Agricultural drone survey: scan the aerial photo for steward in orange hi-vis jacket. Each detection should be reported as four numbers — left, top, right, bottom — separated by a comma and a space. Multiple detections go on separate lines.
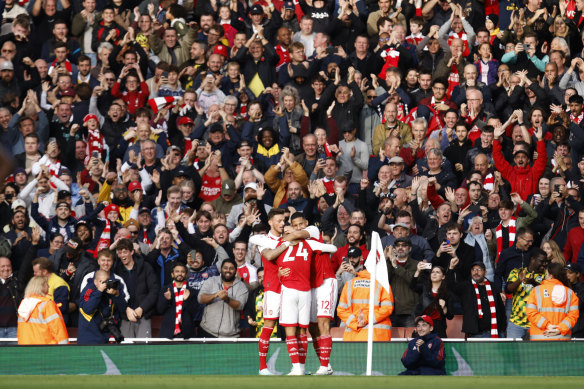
17, 294, 69, 345
526, 277, 580, 341
337, 269, 394, 341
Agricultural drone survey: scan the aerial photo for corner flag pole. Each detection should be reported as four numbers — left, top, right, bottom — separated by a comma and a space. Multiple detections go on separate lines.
365, 239, 377, 376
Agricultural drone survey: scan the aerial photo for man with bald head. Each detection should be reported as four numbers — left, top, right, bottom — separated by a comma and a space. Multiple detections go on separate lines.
451, 64, 492, 108
434, 36, 470, 98
368, 136, 401, 181
296, 134, 318, 177
279, 181, 308, 212
372, 103, 411, 155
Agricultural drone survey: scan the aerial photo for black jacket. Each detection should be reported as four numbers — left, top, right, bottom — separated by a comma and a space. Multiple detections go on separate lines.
156, 283, 197, 339
447, 271, 507, 336
114, 256, 160, 320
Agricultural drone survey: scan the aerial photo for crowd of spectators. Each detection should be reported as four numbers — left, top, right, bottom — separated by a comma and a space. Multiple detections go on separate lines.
1, 0, 584, 343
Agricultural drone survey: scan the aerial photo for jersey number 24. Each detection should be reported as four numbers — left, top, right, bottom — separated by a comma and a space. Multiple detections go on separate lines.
282, 242, 309, 262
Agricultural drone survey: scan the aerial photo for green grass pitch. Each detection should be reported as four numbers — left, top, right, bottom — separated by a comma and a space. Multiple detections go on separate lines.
0, 376, 580, 388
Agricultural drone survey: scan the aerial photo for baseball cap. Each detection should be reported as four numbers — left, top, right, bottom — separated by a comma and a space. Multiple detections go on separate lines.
57, 190, 71, 200
0, 61, 14, 71
347, 247, 362, 258
65, 237, 82, 255
58, 167, 72, 177
388, 156, 404, 164
128, 181, 142, 192
178, 116, 194, 126
176, 167, 188, 177
395, 236, 412, 246
283, 1, 295, 9
415, 315, 434, 327
11, 199, 26, 211
513, 149, 529, 157
565, 263, 582, 273
250, 4, 263, 14
138, 206, 151, 215
222, 179, 236, 196
213, 44, 229, 59
244, 182, 258, 191
60, 87, 76, 97
392, 223, 409, 231
56, 201, 71, 209
470, 261, 486, 270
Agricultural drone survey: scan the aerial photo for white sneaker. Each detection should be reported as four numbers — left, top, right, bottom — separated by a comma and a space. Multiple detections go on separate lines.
287, 367, 304, 376
327, 365, 334, 375
259, 368, 273, 375
314, 366, 331, 375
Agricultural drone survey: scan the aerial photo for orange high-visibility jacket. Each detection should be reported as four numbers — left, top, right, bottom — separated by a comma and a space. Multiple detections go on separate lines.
526, 279, 580, 341
337, 270, 394, 341
17, 295, 69, 345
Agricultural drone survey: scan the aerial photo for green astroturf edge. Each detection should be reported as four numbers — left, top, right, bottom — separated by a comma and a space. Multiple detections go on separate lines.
0, 376, 580, 389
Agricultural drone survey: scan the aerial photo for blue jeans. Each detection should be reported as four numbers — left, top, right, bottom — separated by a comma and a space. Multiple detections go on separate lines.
0, 327, 17, 338
506, 321, 529, 339
469, 331, 493, 338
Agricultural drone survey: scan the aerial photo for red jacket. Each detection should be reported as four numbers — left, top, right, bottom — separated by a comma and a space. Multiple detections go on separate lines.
492, 139, 547, 200
111, 81, 150, 115
564, 226, 584, 263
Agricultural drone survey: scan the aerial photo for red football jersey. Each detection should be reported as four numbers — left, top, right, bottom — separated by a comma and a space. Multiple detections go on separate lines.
251, 232, 283, 293
309, 236, 336, 288
277, 240, 315, 292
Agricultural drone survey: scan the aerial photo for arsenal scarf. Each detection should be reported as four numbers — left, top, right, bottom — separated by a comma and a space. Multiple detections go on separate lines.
472, 279, 499, 338
495, 217, 516, 262
173, 281, 186, 335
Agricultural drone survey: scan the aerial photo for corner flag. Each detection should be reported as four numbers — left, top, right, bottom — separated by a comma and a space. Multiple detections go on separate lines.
364, 231, 389, 376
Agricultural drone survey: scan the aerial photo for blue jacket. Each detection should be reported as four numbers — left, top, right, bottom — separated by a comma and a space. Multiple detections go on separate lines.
400, 333, 446, 375
77, 279, 127, 344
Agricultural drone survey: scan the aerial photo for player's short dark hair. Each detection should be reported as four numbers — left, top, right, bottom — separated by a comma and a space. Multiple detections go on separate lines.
290, 212, 306, 222
444, 222, 461, 233
268, 208, 286, 220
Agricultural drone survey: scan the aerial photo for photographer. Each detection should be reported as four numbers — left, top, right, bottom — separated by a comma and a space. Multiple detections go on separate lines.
78, 264, 127, 344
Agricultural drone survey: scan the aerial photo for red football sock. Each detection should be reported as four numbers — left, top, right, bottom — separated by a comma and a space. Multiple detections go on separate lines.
297, 333, 308, 364
319, 335, 332, 367
286, 335, 300, 364
258, 326, 273, 370
313, 336, 321, 358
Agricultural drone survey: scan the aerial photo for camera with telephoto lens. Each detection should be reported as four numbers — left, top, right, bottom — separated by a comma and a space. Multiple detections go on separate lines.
99, 315, 124, 343
106, 279, 120, 290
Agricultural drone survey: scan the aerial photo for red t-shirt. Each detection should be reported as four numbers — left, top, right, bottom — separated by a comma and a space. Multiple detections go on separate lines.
277, 239, 316, 292
309, 236, 336, 288
252, 233, 282, 293
199, 173, 222, 202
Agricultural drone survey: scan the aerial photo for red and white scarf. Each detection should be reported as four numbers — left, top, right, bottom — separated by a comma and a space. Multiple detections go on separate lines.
96, 219, 111, 252
495, 217, 516, 262
85, 128, 105, 165
472, 279, 499, 338
483, 173, 494, 191
570, 111, 584, 125
173, 281, 186, 335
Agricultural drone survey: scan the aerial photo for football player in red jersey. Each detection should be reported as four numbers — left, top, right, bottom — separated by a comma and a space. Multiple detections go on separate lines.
289, 212, 337, 375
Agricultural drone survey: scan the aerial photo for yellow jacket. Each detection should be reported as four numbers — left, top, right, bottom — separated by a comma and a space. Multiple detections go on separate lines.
526, 278, 580, 341
17, 295, 69, 345
372, 121, 412, 155
264, 161, 309, 208
337, 270, 394, 341
97, 181, 134, 222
